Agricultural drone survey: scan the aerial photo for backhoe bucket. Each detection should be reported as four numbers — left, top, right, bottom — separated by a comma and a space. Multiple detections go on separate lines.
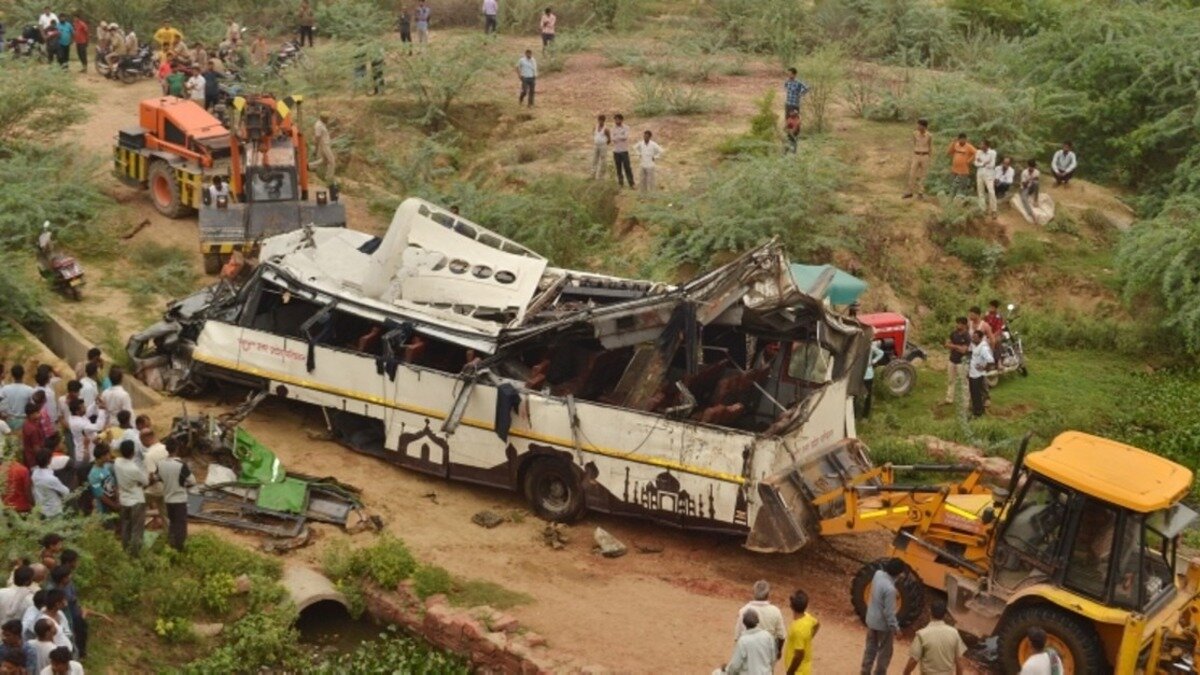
745, 439, 875, 553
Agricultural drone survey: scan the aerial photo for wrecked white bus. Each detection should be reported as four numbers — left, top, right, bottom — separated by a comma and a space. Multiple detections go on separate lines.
129, 198, 876, 552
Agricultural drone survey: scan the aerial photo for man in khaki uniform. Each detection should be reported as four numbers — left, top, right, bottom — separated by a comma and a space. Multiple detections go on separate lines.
903, 119, 933, 199
902, 600, 966, 675
309, 114, 336, 184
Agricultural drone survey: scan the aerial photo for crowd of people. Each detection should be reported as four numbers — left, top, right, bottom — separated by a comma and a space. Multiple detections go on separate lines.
904, 120, 1079, 221
0, 534, 89, 674
716, 566, 1063, 674
941, 301, 1009, 418
0, 349, 196, 554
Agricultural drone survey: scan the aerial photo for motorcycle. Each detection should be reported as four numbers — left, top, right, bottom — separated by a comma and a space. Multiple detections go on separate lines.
7, 26, 40, 58
269, 39, 307, 73
96, 44, 155, 83
986, 303, 1028, 386
36, 222, 85, 301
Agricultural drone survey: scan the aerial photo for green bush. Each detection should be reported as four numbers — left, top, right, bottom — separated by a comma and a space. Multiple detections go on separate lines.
949, 0, 1067, 37
364, 535, 418, 589
796, 44, 845, 134
1116, 196, 1200, 353
412, 564, 455, 599
183, 605, 305, 674
322, 538, 370, 582
712, 0, 806, 64
717, 90, 779, 157
310, 625, 469, 675
1003, 234, 1047, 267
634, 151, 850, 268
314, 0, 391, 39
630, 77, 716, 117
201, 572, 238, 615
0, 60, 91, 143
390, 36, 498, 130
180, 532, 282, 580
944, 236, 1003, 276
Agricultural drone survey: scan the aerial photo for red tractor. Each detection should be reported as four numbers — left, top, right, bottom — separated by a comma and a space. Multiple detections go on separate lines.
859, 312, 926, 396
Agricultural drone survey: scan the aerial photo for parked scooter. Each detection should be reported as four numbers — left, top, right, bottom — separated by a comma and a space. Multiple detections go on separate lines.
36, 222, 85, 301
986, 303, 1027, 386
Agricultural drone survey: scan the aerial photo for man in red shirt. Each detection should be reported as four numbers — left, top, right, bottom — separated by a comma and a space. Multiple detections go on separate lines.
3, 450, 33, 512
21, 401, 46, 468
72, 14, 90, 72
984, 300, 1006, 337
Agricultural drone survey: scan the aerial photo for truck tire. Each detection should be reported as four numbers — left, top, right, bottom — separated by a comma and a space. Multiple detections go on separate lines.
850, 558, 926, 629
881, 360, 917, 397
148, 161, 190, 218
203, 252, 223, 275
997, 604, 1107, 674
523, 458, 586, 523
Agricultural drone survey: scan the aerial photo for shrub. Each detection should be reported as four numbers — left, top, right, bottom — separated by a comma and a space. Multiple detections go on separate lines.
390, 37, 498, 130
1116, 196, 1200, 353
712, 0, 806, 65
944, 236, 1003, 276
0, 59, 92, 144
310, 625, 469, 674
201, 572, 238, 615
183, 605, 305, 673
412, 564, 454, 599
630, 77, 716, 117
1003, 234, 1047, 267
635, 151, 850, 268
717, 90, 779, 157
108, 243, 199, 308
323, 539, 369, 581
364, 535, 418, 589
796, 44, 845, 134
949, 0, 1068, 37
314, 0, 391, 40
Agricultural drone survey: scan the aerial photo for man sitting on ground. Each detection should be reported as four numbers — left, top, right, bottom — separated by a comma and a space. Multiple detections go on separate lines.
1051, 141, 1077, 187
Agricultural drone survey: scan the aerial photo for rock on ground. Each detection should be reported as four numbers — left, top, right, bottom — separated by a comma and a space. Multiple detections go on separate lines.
593, 527, 627, 558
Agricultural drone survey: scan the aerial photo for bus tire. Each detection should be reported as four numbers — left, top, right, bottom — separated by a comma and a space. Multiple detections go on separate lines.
523, 458, 585, 523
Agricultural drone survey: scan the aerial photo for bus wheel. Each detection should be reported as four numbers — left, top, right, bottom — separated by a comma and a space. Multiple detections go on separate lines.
524, 459, 585, 522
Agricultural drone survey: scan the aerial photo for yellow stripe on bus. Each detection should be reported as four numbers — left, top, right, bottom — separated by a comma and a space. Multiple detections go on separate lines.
192, 351, 748, 485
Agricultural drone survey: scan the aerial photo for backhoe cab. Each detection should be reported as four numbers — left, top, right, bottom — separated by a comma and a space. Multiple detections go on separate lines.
816, 432, 1200, 673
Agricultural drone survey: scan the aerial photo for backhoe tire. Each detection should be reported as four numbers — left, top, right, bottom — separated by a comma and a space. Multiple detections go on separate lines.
850, 558, 926, 629
523, 458, 586, 523
148, 161, 190, 218
203, 252, 223, 276
881, 360, 917, 397
997, 604, 1107, 674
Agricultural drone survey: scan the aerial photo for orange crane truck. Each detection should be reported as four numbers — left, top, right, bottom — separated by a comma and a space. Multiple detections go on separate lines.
113, 95, 345, 274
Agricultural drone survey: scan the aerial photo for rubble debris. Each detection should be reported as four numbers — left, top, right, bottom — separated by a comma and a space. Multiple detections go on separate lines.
422, 492, 439, 504
542, 523, 569, 550
472, 510, 506, 529
633, 542, 664, 554
593, 527, 627, 558
913, 435, 1015, 482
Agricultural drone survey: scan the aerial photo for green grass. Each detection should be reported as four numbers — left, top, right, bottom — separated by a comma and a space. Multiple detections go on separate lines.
105, 243, 199, 309
448, 579, 533, 609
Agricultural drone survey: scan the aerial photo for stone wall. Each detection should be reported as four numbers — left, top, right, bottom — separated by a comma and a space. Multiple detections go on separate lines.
364, 581, 606, 674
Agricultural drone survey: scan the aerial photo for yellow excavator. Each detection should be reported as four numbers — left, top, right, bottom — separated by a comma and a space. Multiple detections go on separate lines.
800, 431, 1199, 673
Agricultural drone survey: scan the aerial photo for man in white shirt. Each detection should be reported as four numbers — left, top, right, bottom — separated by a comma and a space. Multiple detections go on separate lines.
0, 567, 36, 623
591, 114, 610, 180
725, 609, 776, 674
482, 0, 499, 34
994, 156, 1015, 199
31, 453, 70, 518
44, 645, 85, 675
967, 330, 993, 418
973, 139, 998, 217
186, 68, 206, 103
1019, 627, 1061, 674
208, 176, 231, 205
37, 7, 59, 63
113, 441, 148, 555
98, 367, 133, 421
78, 363, 99, 415
1051, 141, 1077, 187
142, 428, 169, 527
734, 580, 786, 659
516, 49, 537, 107
0, 365, 35, 431
611, 114, 633, 188
633, 130, 664, 194
67, 399, 106, 498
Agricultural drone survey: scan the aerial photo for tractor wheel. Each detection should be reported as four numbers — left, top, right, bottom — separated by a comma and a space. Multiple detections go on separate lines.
849, 558, 926, 629
147, 161, 190, 218
880, 360, 917, 397
997, 604, 1107, 674
203, 252, 223, 275
523, 458, 586, 523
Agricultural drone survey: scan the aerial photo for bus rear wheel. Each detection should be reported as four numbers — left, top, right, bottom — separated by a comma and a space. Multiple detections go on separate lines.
523, 458, 585, 523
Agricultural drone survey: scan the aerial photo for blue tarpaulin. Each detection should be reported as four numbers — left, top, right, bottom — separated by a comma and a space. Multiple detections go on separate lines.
789, 264, 868, 306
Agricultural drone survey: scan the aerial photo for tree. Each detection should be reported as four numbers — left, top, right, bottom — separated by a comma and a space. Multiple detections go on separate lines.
1117, 196, 1200, 353
0, 62, 91, 144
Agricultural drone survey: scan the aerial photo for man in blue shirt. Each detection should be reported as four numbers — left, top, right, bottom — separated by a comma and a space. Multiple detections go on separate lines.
861, 558, 904, 675
55, 17, 72, 68
784, 68, 809, 116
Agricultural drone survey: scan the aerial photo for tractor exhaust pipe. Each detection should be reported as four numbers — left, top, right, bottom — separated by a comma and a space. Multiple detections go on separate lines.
1003, 432, 1034, 506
